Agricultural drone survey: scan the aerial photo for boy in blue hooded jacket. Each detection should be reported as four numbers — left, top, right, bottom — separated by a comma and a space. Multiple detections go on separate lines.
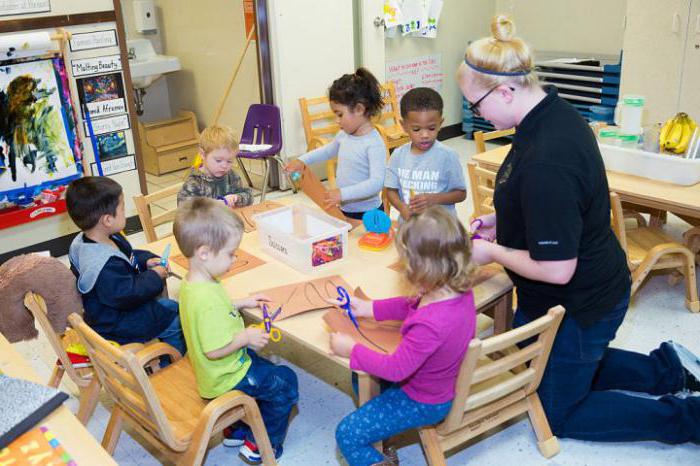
67, 176, 185, 355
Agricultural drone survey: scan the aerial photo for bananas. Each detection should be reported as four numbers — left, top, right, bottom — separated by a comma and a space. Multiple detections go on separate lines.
660, 112, 698, 154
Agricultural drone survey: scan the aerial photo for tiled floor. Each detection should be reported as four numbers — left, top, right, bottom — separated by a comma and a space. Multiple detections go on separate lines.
12, 136, 700, 465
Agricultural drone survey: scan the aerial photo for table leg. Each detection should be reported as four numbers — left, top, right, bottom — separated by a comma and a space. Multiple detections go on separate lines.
357, 372, 383, 451
492, 290, 514, 335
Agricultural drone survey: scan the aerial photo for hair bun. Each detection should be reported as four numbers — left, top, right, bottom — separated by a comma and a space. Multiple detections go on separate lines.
491, 15, 515, 42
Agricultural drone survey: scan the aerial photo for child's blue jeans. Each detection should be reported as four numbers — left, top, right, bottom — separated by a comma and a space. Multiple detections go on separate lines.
336, 386, 451, 466
232, 350, 299, 448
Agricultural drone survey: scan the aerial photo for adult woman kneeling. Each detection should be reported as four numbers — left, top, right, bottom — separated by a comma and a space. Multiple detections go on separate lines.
459, 15, 700, 444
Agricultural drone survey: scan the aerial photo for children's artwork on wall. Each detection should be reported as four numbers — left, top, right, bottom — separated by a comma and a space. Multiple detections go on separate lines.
96, 131, 127, 161
170, 248, 265, 280
250, 275, 353, 321
0, 56, 82, 228
76, 72, 126, 119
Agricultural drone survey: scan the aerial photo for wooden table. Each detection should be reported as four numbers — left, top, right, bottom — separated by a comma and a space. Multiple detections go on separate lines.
473, 145, 700, 221
0, 334, 116, 464
145, 195, 514, 407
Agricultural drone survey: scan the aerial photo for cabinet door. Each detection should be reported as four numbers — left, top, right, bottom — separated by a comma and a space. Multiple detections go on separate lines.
621, 0, 691, 125
679, 0, 700, 120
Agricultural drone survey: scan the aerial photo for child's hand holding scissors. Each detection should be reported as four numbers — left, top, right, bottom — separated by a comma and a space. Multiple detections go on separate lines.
325, 295, 373, 318
244, 327, 270, 351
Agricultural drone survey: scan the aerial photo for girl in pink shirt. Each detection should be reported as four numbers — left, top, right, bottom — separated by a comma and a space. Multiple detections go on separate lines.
330, 207, 477, 466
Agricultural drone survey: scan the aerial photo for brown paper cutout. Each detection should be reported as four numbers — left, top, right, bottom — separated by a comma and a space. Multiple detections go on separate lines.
251, 274, 353, 321
171, 249, 265, 279
299, 165, 362, 229
323, 286, 402, 354
233, 201, 284, 233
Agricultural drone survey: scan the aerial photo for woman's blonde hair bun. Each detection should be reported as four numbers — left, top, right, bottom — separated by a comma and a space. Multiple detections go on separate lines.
492, 15, 515, 42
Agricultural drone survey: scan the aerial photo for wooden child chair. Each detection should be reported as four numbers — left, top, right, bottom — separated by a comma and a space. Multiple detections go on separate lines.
23, 292, 101, 425
418, 306, 565, 465
473, 128, 515, 154
68, 313, 276, 465
467, 161, 497, 220
610, 192, 699, 311
133, 183, 181, 243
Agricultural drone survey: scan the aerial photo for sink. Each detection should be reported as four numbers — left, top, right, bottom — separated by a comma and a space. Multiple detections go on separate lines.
126, 39, 181, 89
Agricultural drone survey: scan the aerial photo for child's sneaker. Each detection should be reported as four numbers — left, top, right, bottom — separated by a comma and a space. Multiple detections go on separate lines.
238, 439, 282, 464
670, 341, 700, 392
222, 425, 246, 447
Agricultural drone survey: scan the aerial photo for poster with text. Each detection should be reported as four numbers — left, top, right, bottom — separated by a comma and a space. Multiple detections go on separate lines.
77, 72, 127, 119
386, 54, 443, 101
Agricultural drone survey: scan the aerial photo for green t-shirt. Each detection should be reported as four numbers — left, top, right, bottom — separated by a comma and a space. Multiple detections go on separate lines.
178, 280, 251, 398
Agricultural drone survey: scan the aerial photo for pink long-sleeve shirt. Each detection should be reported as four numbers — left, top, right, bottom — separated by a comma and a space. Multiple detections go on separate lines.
349, 292, 476, 404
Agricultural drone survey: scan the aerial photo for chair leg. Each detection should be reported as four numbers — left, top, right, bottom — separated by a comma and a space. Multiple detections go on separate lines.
526, 394, 560, 458
102, 406, 124, 455
236, 157, 254, 188
630, 263, 653, 296
273, 155, 297, 193
48, 364, 65, 388
418, 427, 446, 466
76, 377, 100, 425
260, 159, 271, 203
682, 255, 700, 312
243, 404, 276, 466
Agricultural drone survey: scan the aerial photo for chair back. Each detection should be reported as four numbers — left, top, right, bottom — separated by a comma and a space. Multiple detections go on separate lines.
133, 183, 181, 243
439, 306, 565, 435
373, 81, 408, 148
239, 104, 282, 158
23, 292, 91, 388
474, 128, 516, 154
298, 95, 338, 151
467, 161, 497, 219
67, 313, 181, 450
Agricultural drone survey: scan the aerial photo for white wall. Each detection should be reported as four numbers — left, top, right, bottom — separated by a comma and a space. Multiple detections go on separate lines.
495, 0, 627, 57
384, 0, 494, 127
268, 0, 355, 160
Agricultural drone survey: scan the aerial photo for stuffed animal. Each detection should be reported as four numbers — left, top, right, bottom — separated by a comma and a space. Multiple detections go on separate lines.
0, 254, 82, 343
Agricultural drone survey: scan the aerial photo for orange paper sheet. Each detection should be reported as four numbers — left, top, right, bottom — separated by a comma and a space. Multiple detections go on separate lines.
251, 274, 353, 320
233, 201, 284, 233
323, 286, 402, 354
299, 165, 361, 228
171, 249, 265, 279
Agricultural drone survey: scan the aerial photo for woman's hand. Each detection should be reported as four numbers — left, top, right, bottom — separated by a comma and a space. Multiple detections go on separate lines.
285, 159, 305, 173
329, 332, 356, 358
224, 194, 239, 207
234, 294, 271, 310
471, 239, 498, 265
470, 213, 497, 242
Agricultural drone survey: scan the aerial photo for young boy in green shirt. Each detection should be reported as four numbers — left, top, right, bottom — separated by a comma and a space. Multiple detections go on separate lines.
174, 197, 298, 464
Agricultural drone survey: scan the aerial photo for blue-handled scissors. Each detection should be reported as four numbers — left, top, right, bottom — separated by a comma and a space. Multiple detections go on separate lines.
336, 286, 359, 329
160, 244, 171, 267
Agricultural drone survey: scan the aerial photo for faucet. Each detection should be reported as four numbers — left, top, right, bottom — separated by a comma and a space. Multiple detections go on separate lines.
128, 47, 136, 60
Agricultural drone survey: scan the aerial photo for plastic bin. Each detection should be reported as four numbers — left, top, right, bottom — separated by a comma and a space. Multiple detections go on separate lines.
599, 143, 700, 186
253, 204, 351, 274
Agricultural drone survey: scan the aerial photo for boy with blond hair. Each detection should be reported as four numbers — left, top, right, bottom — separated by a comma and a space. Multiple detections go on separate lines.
174, 198, 297, 463
177, 125, 253, 207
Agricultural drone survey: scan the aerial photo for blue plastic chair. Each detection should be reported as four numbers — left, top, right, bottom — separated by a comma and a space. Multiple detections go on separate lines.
237, 104, 294, 202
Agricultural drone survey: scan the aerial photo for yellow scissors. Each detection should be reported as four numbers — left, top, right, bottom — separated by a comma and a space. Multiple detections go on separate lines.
252, 304, 282, 342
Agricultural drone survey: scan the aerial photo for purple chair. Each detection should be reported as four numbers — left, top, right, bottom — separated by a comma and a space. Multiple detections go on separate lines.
236, 104, 294, 202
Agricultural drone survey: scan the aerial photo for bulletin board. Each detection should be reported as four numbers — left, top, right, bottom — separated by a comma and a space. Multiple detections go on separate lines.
0, 2, 144, 230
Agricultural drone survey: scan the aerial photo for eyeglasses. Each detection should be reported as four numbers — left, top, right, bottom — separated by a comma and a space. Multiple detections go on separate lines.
468, 85, 515, 117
